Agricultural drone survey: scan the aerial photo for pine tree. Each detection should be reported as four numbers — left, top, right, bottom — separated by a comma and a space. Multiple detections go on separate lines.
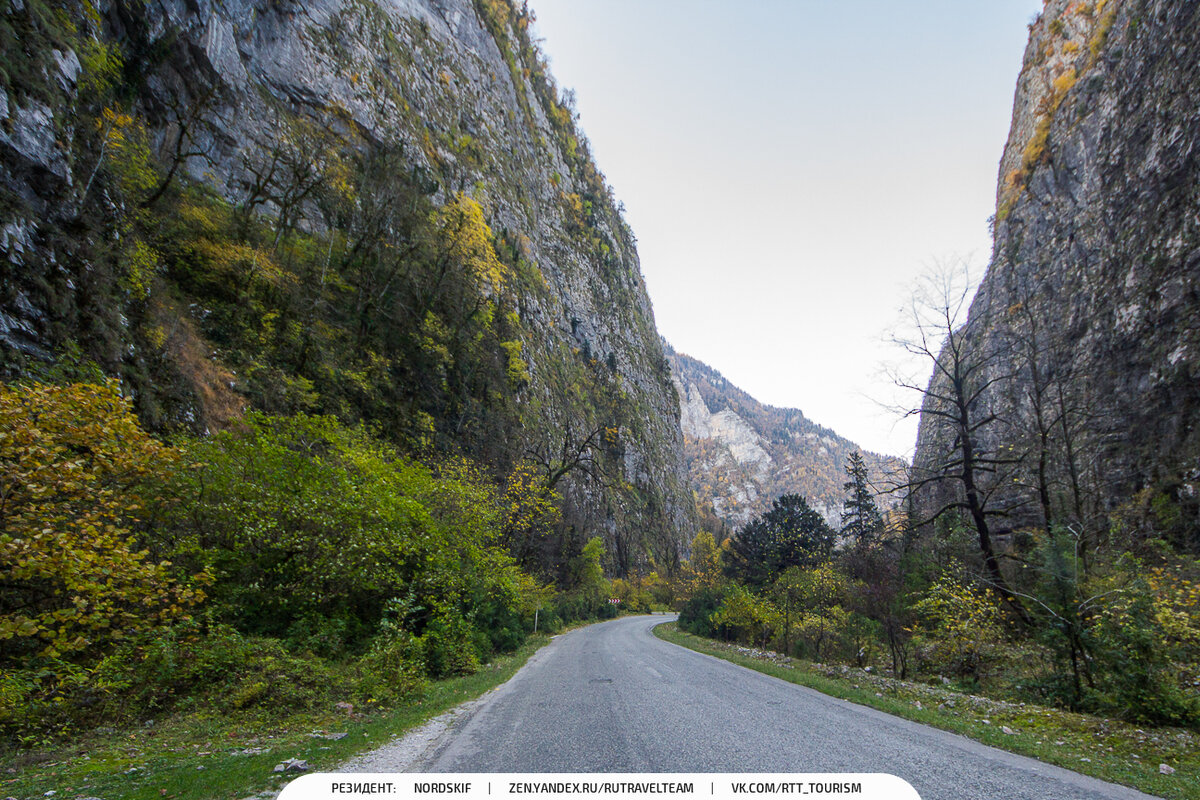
840, 451, 883, 547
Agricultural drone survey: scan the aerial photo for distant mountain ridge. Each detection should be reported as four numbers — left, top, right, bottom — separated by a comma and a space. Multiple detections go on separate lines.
666, 344, 900, 531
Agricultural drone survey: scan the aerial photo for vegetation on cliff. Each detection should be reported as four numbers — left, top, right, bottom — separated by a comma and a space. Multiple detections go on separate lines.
668, 347, 901, 529
0, 0, 680, 744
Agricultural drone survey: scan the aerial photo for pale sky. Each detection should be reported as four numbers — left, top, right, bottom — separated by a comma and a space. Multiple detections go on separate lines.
530, 0, 1044, 458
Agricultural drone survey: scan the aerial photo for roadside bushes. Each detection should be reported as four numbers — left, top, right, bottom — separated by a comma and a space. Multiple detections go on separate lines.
154, 413, 540, 667
677, 585, 728, 637
0, 382, 554, 738
0, 381, 204, 663
1086, 569, 1200, 726
0, 381, 208, 738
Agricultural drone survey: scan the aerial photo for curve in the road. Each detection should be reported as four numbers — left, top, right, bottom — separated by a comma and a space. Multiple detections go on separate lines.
345, 614, 1161, 800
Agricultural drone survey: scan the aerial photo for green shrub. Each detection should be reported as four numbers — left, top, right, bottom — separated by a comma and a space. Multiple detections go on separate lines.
678, 586, 729, 637
420, 613, 481, 678
86, 622, 335, 719
1089, 583, 1199, 726
156, 413, 537, 661
711, 584, 779, 647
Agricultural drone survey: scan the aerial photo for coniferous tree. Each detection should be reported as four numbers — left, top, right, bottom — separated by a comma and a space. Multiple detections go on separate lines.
840, 451, 883, 548
726, 493, 835, 588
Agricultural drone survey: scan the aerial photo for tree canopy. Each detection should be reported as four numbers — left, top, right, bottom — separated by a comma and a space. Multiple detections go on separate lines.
725, 493, 835, 588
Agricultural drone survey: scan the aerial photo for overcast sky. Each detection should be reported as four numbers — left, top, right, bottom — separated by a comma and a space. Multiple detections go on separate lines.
529, 0, 1044, 458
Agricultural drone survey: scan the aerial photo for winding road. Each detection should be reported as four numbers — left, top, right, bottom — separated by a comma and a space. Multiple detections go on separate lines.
344, 615, 1160, 800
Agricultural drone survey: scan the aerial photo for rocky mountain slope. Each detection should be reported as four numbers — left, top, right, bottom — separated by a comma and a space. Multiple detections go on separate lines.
668, 345, 899, 531
0, 0, 694, 574
912, 0, 1200, 551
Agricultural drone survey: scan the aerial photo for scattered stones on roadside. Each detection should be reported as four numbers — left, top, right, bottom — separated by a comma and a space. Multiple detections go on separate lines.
273, 758, 309, 773
232, 746, 271, 756
1002, 726, 1016, 735
308, 731, 348, 740
1160, 764, 1175, 775
335, 701, 354, 714
914, 701, 922, 710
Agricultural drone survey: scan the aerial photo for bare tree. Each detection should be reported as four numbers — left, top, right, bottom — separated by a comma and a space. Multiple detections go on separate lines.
142, 84, 219, 208
888, 263, 1028, 619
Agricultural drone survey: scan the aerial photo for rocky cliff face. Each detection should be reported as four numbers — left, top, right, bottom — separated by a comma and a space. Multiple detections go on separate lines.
913, 0, 1200, 549
669, 346, 899, 531
0, 0, 694, 571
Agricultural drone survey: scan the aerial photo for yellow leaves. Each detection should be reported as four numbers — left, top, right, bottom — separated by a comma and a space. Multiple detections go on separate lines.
192, 238, 288, 288
124, 239, 159, 299
97, 106, 158, 200
1053, 67, 1078, 97
438, 193, 507, 294
177, 198, 227, 236
562, 192, 586, 231
1087, 2, 1117, 65
78, 34, 122, 98
676, 530, 723, 597
0, 381, 196, 659
499, 340, 529, 387
1146, 566, 1200, 647
500, 459, 560, 544
915, 571, 1006, 641
97, 106, 135, 144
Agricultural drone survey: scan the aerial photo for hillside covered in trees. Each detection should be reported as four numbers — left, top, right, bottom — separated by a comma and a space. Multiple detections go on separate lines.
668, 345, 900, 531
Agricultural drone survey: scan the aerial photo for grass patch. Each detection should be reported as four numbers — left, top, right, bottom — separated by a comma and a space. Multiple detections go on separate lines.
0, 634, 550, 800
655, 623, 1197, 800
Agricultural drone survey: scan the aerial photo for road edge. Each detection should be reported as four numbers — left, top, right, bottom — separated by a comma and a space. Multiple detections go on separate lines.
653, 622, 1168, 800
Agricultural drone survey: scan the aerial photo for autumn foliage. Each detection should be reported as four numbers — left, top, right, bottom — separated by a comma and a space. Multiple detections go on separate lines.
0, 381, 202, 661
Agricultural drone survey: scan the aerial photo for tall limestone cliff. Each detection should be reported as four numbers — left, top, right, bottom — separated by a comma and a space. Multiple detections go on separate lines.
0, 0, 694, 574
668, 345, 899, 532
912, 0, 1200, 551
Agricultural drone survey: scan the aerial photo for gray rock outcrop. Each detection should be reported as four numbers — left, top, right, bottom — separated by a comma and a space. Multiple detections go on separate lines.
912, 0, 1200, 549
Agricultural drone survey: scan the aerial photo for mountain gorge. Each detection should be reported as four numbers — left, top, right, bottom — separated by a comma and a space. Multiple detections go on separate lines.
668, 346, 900, 531
5, 0, 1200, 790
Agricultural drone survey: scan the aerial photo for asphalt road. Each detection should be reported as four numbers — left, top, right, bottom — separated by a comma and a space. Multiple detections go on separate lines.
346, 614, 1160, 800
